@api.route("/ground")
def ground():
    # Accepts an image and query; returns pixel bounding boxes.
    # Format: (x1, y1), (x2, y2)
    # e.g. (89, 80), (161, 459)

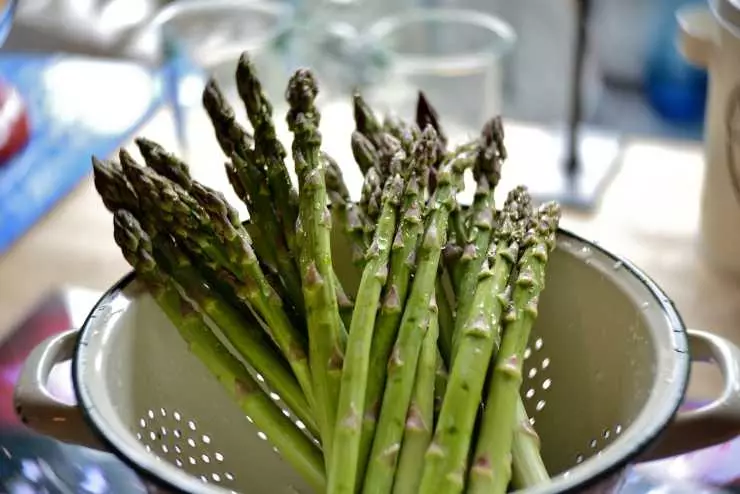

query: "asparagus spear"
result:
(415, 91), (447, 193)
(468, 200), (561, 494)
(353, 91), (384, 147)
(357, 127), (438, 476)
(418, 198), (523, 494)
(416, 91), (447, 153)
(235, 53), (301, 258)
(512, 399), (550, 489)
(201, 81), (288, 271)
(113, 211), (325, 491)
(112, 209), (317, 434)
(452, 117), (508, 360)
(351, 130), (381, 176)
(392, 298), (439, 494)
(287, 69), (346, 456)
(360, 167), (384, 227)
(230, 151), (306, 312)
(328, 175), (404, 494)
(120, 154), (316, 410)
(362, 145), (478, 494)
(384, 113), (420, 155)
(324, 152), (370, 268)
(135, 137), (192, 190)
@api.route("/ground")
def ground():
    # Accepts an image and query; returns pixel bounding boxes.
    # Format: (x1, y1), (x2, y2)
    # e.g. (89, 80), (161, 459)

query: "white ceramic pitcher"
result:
(678, 0), (740, 275)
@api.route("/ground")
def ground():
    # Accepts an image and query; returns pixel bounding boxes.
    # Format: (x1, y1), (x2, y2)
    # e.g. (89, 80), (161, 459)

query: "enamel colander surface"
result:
(67, 230), (688, 494)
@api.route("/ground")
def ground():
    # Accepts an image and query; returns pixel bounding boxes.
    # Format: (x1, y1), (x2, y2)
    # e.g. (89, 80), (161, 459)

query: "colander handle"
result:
(13, 329), (105, 451)
(640, 328), (740, 461)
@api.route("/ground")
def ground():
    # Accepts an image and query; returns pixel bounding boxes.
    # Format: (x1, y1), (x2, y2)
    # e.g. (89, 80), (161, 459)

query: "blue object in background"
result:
(645, 0), (708, 125)
(0, 54), (164, 254)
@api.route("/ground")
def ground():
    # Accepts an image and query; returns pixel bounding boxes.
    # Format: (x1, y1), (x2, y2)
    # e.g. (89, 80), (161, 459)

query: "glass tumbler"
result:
(361, 8), (516, 146)
(147, 0), (296, 160)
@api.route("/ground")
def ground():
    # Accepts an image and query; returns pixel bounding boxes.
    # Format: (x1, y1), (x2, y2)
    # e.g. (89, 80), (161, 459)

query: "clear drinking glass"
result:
(361, 8), (516, 146)
(147, 0), (296, 162)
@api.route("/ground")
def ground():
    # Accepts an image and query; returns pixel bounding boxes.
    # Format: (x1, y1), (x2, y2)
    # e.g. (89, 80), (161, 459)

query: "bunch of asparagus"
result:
(92, 52), (561, 494)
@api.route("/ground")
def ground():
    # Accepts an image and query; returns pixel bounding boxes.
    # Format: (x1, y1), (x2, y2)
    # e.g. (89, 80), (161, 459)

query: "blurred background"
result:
(1, 0), (740, 492)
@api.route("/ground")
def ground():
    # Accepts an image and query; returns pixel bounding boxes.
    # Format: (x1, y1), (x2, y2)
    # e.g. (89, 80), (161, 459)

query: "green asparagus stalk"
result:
(352, 130), (381, 176)
(362, 145), (478, 494)
(512, 399), (550, 488)
(201, 81), (288, 279)
(433, 355), (449, 421)
(384, 113), (421, 155)
(435, 276), (456, 364)
(353, 91), (384, 147)
(135, 137), (192, 190)
(112, 209), (317, 435)
(92, 157), (139, 213)
(113, 211), (325, 491)
(324, 152), (370, 268)
(416, 91), (447, 153)
(328, 175), (404, 494)
(235, 53), (301, 258)
(415, 91), (447, 193)
(201, 80), (305, 312)
(451, 117), (508, 361)
(418, 201), (522, 494)
(392, 298), (439, 494)
(120, 154), (316, 411)
(230, 151), (306, 312)
(467, 200), (561, 494)
(287, 69), (346, 456)
(357, 127), (438, 477)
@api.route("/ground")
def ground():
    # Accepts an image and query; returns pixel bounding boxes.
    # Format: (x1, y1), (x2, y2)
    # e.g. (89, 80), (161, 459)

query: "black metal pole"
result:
(564, 0), (592, 185)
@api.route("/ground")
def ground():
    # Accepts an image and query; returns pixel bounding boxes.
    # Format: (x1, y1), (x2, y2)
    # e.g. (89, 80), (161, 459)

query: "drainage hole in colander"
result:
(534, 338), (543, 350)
(615, 424), (622, 434)
(528, 417), (536, 426)
(202, 434), (211, 444)
(542, 378), (551, 390)
(161, 445), (169, 454)
(188, 438), (197, 448)
(213, 474), (221, 482)
(541, 358), (550, 369)
(189, 456), (197, 465)
(535, 400), (545, 412)
(270, 392), (281, 401)
(296, 420), (307, 430)
(201, 475), (208, 483)
(589, 439), (597, 449)
(188, 420), (197, 431)
(256, 373), (265, 383)
(215, 452), (224, 462)
(246, 415), (254, 423)
(176, 459), (183, 467)
(528, 368), (537, 379)
(603, 430), (610, 439)
(281, 409), (291, 418)
(525, 388), (535, 399)
(524, 348), (532, 359)
(257, 431), (268, 441)
(225, 472), (234, 481)
(174, 411), (181, 421)
(175, 445), (182, 454)
(575, 454), (584, 464)
(202, 454), (211, 464)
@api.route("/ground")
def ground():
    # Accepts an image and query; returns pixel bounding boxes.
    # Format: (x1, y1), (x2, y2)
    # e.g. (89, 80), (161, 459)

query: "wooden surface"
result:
(1, 108), (738, 398)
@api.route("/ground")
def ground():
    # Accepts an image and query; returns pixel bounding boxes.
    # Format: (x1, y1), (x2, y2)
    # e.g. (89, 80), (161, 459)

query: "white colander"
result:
(14, 229), (740, 494)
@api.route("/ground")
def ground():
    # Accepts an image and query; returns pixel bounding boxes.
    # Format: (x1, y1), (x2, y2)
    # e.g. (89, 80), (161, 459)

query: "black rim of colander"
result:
(70, 228), (690, 494)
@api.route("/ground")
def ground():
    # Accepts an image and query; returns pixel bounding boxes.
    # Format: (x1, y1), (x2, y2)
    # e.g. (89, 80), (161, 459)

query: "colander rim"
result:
(70, 227), (690, 494)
